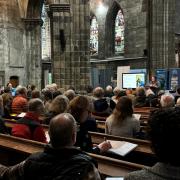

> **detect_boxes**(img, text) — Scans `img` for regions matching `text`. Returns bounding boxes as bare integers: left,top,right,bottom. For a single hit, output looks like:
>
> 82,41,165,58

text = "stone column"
149,0,175,73
48,1,90,91
23,18,42,89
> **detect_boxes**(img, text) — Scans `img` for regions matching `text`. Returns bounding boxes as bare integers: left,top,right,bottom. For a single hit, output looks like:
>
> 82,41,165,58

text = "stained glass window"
90,16,98,55
41,4,51,59
115,9,124,54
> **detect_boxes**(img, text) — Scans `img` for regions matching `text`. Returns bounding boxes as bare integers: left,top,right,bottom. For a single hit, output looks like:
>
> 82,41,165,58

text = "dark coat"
23,146,98,180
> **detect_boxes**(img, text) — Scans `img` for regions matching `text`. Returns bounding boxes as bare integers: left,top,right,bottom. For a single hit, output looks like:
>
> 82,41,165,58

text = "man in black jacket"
0,113,101,180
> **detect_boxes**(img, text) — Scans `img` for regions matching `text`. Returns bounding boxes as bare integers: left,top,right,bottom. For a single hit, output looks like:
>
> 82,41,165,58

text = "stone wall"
0,1,27,86
0,0,42,88
47,0,90,91
150,0,175,72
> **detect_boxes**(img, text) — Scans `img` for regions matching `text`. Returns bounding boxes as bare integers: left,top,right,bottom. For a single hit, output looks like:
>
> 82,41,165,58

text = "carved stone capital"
22,18,43,31
47,4,70,16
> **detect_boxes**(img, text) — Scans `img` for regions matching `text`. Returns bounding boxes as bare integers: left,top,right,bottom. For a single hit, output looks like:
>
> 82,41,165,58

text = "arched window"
90,16,98,56
41,4,51,60
115,9,124,54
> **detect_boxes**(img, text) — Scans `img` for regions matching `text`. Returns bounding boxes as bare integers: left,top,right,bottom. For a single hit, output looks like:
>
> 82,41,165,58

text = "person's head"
176,97,180,107
16,86,27,97
151,76,157,82
69,95,89,123
7,82,12,89
64,89,76,101
4,87,11,93
52,90,62,99
85,85,93,94
28,98,45,115
48,95,69,114
93,87,104,98
160,93,175,108
106,85,113,93
113,87,121,96
42,90,53,101
136,87,145,96
49,113,77,148
31,90,41,99
113,96,133,121
148,108,180,166
145,88,155,97
126,89,133,95
30,84,36,91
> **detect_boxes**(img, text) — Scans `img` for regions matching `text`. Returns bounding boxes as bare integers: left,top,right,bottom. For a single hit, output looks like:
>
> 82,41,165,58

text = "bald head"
49,113,77,148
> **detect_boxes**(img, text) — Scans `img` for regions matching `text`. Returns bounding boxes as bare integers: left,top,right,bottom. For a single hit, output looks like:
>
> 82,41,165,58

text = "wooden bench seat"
0,133,146,177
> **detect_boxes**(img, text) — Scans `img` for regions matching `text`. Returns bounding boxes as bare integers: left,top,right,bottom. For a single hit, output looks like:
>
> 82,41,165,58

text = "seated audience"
92,87,116,116
125,108,180,180
160,93,175,108
0,95,3,116
112,87,121,103
44,95,69,124
11,98,47,143
126,89,135,105
41,89,53,112
64,89,76,101
134,87,148,107
0,113,101,179
2,87,13,117
173,86,180,103
0,117,8,134
11,86,28,114
31,89,41,99
145,88,156,107
69,95,111,153
106,96,140,138
104,85,114,98
27,84,36,100
176,97,180,107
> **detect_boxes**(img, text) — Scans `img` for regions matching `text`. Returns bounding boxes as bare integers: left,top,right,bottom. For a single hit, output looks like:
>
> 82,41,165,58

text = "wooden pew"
89,131,153,156
0,133,146,177
4,118,49,133
92,112,150,126
89,131,157,166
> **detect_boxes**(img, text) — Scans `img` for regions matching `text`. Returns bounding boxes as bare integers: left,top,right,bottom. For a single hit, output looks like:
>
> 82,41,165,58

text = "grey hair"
160,93,175,108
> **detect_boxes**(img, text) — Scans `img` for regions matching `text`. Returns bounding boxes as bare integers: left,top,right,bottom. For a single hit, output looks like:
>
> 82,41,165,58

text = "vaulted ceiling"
17,0,44,18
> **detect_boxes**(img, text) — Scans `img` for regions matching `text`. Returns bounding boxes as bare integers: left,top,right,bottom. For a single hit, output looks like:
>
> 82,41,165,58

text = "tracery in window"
90,16,98,56
115,9,124,54
41,4,51,60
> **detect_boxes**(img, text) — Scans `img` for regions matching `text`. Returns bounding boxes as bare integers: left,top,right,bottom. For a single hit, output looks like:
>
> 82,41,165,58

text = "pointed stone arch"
26,0,44,18
105,0,124,58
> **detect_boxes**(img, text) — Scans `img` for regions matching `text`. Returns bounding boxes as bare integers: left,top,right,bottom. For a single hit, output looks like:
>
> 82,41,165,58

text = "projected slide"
122,73,145,89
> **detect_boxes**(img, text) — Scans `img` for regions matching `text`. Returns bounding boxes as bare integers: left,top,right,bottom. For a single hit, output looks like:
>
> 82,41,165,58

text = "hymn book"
108,140,138,156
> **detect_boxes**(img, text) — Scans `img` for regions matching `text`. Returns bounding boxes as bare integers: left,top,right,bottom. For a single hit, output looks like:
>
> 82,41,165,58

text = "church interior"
0,0,179,91
0,0,180,179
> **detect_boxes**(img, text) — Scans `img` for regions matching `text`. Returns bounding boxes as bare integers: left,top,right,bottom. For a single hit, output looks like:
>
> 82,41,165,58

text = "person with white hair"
112,87,121,103
160,93,175,108
104,85,114,98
